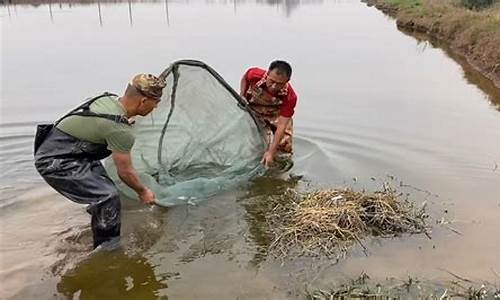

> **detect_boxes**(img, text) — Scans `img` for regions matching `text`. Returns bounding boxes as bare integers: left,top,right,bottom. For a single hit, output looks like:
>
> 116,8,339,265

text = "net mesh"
106,60,266,207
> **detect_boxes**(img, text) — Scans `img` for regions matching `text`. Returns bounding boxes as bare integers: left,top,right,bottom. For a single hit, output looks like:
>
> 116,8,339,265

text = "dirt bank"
363,0,500,89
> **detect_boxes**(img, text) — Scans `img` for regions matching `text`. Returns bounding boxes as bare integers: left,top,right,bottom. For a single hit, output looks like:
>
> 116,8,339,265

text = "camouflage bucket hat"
130,73,167,99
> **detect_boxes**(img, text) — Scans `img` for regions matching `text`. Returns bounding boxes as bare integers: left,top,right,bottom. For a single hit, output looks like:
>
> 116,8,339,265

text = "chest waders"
34,93,130,248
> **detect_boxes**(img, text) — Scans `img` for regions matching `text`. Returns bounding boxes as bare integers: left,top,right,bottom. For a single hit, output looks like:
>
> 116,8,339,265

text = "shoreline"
363,0,500,91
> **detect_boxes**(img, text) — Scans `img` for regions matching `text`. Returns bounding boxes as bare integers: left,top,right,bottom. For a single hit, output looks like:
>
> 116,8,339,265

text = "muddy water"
1,0,500,299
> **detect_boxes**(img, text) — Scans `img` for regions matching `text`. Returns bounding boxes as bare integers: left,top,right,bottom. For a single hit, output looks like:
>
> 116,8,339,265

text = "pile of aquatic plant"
266,186,429,258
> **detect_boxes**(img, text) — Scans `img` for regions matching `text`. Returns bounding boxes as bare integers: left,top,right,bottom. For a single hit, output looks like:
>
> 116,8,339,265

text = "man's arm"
261,116,290,167
112,151,156,204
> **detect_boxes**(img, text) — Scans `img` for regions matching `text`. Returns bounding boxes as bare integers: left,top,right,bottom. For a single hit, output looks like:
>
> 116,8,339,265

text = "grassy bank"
364,0,500,89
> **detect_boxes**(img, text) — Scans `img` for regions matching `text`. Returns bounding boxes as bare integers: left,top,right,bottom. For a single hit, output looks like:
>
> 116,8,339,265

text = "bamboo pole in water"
48,0,53,23
128,0,133,27
97,0,103,27
164,0,169,25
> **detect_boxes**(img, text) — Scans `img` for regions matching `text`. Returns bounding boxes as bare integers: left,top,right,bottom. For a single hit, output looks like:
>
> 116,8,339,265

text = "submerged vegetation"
308,271,500,299
364,0,500,88
266,186,429,258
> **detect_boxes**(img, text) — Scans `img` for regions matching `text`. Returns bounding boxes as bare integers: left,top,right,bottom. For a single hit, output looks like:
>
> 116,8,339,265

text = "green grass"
461,0,496,9
386,0,422,8
384,0,426,15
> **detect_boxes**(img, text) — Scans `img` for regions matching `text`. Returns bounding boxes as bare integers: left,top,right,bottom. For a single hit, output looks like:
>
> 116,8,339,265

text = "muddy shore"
363,0,500,90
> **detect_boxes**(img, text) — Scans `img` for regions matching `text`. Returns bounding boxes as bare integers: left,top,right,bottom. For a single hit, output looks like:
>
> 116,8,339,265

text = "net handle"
157,64,179,168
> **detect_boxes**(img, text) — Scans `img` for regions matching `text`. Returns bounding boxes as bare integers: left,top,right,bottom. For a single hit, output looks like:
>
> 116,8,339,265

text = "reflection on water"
399,28,500,112
240,176,300,266
57,250,168,299
2,0,324,24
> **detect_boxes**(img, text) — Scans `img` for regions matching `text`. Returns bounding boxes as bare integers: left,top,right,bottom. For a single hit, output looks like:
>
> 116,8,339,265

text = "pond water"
1,0,500,299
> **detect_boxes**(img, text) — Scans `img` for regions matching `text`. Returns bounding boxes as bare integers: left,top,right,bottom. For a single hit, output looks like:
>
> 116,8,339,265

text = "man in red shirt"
240,60,297,167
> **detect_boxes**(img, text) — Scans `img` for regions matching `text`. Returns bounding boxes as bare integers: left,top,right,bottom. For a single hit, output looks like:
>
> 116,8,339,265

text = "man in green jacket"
34,74,166,249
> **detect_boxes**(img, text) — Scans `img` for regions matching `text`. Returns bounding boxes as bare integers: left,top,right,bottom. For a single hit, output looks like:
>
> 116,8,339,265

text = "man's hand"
138,187,156,205
261,150,275,168
261,117,290,168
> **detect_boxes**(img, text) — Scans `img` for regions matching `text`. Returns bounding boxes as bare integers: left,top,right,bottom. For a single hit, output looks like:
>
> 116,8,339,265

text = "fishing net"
106,60,267,207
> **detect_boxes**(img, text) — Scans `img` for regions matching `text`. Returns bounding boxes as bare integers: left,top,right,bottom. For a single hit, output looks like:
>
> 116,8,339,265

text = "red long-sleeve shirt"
243,67,298,118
